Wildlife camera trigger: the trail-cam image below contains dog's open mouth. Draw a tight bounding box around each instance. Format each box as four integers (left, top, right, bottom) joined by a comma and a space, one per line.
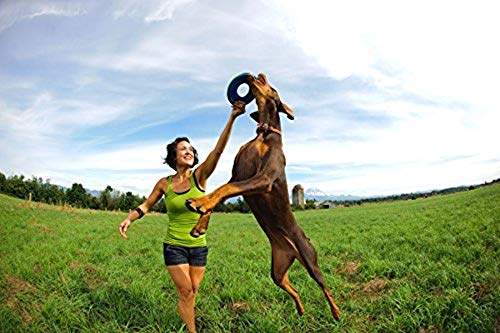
249, 73, 266, 86
257, 74, 266, 85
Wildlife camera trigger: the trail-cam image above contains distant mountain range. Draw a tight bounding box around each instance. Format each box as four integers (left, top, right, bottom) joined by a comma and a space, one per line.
87, 189, 101, 197
303, 179, 500, 202
57, 185, 100, 198
303, 188, 365, 202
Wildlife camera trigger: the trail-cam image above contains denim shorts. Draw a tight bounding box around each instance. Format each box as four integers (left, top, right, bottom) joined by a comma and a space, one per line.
163, 243, 208, 267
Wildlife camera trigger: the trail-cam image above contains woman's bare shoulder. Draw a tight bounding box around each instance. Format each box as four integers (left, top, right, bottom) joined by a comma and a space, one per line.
155, 177, 169, 191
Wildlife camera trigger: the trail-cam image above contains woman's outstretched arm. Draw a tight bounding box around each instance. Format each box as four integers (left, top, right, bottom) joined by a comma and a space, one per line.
195, 101, 246, 189
118, 177, 166, 239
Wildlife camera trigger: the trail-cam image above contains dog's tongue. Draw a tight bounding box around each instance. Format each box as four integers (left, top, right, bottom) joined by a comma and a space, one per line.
257, 74, 266, 84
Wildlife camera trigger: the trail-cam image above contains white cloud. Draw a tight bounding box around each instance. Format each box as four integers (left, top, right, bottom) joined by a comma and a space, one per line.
284, 94, 499, 195
0, 0, 86, 33
268, 0, 500, 194
72, 1, 318, 84
144, 0, 195, 22
0, 91, 142, 184
110, 0, 194, 22
277, 0, 500, 116
276, 0, 500, 97
0, 93, 137, 137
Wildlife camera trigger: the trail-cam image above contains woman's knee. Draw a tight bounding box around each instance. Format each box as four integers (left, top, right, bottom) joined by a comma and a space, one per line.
192, 282, 201, 294
178, 287, 195, 302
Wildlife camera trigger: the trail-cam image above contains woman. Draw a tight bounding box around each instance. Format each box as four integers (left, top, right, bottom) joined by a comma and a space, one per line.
118, 101, 246, 333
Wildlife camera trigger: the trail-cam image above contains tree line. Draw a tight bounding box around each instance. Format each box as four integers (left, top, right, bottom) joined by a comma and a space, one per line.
0, 173, 166, 213
2, 172, 498, 214
316, 178, 500, 208
0, 172, 254, 214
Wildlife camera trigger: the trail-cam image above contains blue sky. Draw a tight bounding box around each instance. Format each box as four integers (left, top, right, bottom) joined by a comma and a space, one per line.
1, 0, 499, 197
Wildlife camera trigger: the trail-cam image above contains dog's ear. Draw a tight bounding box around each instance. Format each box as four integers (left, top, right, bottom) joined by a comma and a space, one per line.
279, 102, 295, 120
250, 111, 259, 123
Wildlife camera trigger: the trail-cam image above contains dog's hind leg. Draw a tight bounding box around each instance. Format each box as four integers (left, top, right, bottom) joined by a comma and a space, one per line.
271, 245, 305, 315
294, 236, 341, 320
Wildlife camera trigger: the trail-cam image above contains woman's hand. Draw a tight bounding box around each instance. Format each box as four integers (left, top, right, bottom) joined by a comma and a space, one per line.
231, 101, 246, 118
119, 219, 132, 239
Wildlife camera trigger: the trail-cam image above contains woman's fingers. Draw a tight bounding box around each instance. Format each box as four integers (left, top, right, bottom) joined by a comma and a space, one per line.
119, 221, 129, 239
232, 101, 246, 116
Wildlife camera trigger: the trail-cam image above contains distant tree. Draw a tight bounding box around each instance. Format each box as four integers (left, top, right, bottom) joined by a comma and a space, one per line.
151, 197, 167, 213
40, 179, 53, 203
234, 198, 250, 213
117, 191, 141, 211
66, 183, 89, 208
214, 201, 230, 213
212, 198, 252, 213
26, 176, 44, 202
88, 196, 100, 210
0, 172, 6, 193
0, 172, 170, 214
99, 185, 113, 210
7, 175, 29, 199
134, 195, 145, 209
108, 189, 123, 211
47, 184, 65, 205
305, 199, 317, 210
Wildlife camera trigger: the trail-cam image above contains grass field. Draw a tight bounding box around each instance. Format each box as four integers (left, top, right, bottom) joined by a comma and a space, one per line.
0, 184, 499, 332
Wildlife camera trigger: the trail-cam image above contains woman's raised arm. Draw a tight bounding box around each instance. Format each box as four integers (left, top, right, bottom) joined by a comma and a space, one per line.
195, 101, 246, 189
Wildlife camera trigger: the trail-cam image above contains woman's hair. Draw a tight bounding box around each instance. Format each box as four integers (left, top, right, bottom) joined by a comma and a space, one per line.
163, 137, 199, 171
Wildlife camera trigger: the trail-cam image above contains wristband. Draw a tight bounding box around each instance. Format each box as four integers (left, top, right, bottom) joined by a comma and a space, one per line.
134, 207, 145, 219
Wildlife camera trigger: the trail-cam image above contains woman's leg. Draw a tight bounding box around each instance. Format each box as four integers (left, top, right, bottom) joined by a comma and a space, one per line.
189, 265, 206, 299
167, 264, 206, 333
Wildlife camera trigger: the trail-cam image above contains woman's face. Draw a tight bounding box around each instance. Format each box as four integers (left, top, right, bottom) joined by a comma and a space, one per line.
176, 140, 195, 168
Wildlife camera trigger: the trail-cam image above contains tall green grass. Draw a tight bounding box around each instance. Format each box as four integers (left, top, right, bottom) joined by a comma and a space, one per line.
0, 184, 498, 332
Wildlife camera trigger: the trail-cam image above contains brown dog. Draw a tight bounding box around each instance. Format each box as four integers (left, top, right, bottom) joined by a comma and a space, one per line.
186, 73, 341, 319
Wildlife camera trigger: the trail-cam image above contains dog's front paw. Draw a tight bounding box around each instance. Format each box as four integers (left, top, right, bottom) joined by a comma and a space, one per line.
185, 199, 198, 213
195, 205, 208, 214
190, 227, 206, 238
189, 213, 210, 238
185, 198, 210, 214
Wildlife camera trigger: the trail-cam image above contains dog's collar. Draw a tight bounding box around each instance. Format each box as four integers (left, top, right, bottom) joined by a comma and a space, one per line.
256, 122, 282, 136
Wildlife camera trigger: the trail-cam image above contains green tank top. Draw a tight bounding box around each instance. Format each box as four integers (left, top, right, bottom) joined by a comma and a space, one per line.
164, 170, 207, 247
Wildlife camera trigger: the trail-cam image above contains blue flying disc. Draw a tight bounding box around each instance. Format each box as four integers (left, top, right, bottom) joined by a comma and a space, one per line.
227, 73, 255, 105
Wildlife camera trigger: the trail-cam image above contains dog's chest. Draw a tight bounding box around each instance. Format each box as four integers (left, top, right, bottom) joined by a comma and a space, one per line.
232, 139, 270, 180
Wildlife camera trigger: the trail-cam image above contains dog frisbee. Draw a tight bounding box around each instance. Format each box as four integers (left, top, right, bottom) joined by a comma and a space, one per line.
227, 73, 255, 105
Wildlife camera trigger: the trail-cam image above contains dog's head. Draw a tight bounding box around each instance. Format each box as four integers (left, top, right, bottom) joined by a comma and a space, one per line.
247, 73, 294, 123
